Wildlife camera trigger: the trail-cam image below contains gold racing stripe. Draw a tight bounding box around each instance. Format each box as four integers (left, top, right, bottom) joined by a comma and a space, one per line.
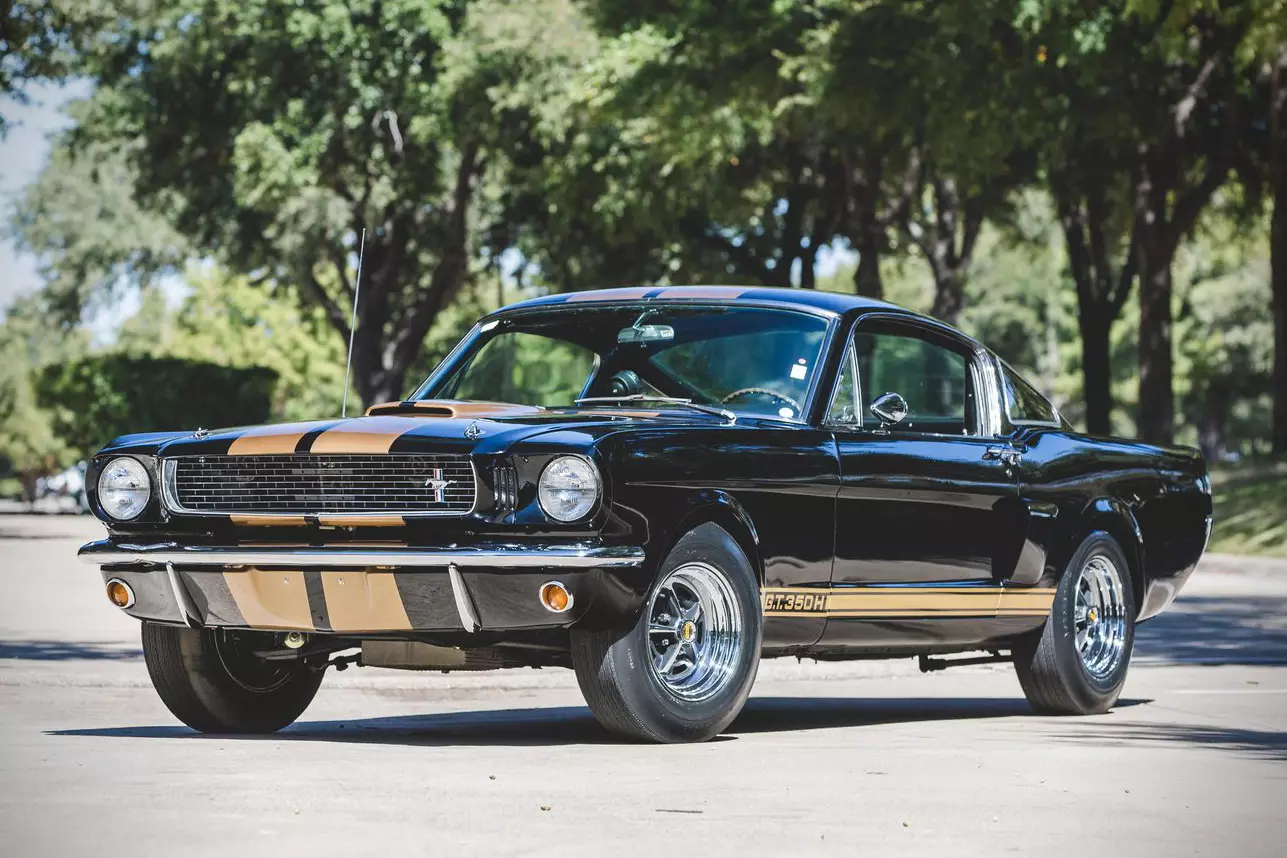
763, 586, 1056, 618
320, 571, 413, 633
316, 515, 406, 528
223, 569, 314, 630
225, 424, 312, 456
566, 286, 655, 302
656, 286, 749, 300
308, 416, 430, 454
230, 515, 309, 527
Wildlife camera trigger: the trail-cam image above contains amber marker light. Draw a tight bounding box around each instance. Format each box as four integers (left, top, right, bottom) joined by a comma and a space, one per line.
106, 579, 135, 609
539, 581, 573, 613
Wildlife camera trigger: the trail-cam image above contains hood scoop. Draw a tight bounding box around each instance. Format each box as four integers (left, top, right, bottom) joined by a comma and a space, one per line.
363, 399, 545, 419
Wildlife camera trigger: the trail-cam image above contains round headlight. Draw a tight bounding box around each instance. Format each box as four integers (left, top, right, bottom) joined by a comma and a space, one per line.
97, 457, 151, 520
537, 456, 600, 522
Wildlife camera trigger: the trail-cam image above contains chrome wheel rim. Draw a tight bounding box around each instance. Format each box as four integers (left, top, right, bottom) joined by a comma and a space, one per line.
646, 562, 744, 702
1074, 555, 1128, 681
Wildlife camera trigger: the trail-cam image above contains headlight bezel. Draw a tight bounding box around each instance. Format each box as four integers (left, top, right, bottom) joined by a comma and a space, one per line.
96, 456, 153, 521
537, 454, 602, 523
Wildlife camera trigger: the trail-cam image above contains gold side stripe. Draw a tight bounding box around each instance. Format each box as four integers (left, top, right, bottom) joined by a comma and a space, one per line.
761, 586, 1056, 620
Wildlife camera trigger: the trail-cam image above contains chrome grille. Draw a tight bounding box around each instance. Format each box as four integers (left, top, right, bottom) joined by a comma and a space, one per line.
165, 454, 476, 515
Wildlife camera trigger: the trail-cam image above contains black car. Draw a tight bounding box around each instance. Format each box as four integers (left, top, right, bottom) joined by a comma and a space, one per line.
80, 286, 1212, 742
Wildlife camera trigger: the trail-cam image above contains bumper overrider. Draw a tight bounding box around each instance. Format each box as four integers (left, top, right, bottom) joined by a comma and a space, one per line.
79, 540, 646, 635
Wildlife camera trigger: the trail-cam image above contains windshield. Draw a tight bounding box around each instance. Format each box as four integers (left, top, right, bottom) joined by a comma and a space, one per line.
420, 306, 832, 421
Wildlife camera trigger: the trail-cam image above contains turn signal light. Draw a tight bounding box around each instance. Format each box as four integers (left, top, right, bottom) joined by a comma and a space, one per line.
106, 579, 135, 609
539, 581, 573, 613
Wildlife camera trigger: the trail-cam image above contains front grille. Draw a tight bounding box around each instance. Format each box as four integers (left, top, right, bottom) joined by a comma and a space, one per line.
166, 454, 476, 515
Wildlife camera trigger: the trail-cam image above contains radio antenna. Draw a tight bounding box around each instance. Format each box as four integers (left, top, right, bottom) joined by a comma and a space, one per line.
340, 228, 366, 418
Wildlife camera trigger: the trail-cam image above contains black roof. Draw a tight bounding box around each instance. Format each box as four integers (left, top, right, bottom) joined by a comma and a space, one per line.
498, 285, 899, 317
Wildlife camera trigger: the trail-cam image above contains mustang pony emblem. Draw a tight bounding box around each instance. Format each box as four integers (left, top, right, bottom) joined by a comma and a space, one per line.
423, 468, 456, 503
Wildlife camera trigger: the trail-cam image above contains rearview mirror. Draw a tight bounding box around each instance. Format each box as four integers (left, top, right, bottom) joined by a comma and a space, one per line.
871, 392, 909, 428
617, 323, 674, 344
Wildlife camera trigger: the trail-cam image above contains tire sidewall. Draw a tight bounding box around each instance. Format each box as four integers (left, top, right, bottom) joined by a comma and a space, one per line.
610, 523, 762, 741
1050, 532, 1136, 707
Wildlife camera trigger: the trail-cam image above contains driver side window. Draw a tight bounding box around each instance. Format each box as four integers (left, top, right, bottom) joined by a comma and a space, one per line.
853, 329, 974, 435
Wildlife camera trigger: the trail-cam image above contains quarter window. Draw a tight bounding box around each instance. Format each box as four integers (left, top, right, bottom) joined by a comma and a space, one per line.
853, 330, 973, 435
1000, 362, 1060, 427
826, 346, 861, 425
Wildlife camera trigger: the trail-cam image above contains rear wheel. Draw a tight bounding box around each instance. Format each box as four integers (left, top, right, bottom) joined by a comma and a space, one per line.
571, 523, 762, 743
141, 623, 323, 733
1013, 532, 1136, 715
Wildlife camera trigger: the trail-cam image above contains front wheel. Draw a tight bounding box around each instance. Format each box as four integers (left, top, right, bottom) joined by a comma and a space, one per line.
571, 523, 762, 743
1013, 532, 1136, 715
141, 623, 323, 733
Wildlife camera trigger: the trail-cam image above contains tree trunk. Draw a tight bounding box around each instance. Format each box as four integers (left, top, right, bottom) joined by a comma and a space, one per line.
1136, 226, 1175, 445
1196, 385, 1230, 462
853, 236, 883, 299
1272, 45, 1287, 454
929, 267, 966, 327
1080, 307, 1114, 436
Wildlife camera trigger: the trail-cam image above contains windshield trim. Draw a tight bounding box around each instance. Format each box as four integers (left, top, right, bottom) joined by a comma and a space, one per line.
410, 302, 839, 425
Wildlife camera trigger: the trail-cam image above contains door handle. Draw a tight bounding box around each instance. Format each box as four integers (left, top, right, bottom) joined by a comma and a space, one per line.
984, 446, 1022, 467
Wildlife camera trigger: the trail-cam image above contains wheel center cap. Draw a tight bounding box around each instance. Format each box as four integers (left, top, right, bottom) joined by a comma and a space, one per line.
680, 620, 697, 642
1087, 608, 1098, 623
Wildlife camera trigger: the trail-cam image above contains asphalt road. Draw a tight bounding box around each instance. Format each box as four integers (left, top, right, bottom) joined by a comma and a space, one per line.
2, 515, 1285, 857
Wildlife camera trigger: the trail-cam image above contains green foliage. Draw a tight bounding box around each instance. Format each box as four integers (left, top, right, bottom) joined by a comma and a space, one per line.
1209, 459, 1287, 556
115, 269, 348, 421
35, 354, 277, 456
0, 297, 87, 481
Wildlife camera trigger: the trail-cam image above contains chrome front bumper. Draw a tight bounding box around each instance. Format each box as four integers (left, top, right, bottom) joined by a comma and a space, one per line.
78, 540, 646, 569
79, 540, 647, 634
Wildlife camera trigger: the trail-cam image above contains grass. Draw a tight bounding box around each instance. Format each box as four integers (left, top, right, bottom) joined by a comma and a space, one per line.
1209, 458, 1287, 558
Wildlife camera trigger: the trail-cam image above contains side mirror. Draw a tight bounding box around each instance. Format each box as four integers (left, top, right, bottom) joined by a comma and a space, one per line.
870, 392, 909, 429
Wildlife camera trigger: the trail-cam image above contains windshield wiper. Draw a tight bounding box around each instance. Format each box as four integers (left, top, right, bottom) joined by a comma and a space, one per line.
575, 394, 736, 424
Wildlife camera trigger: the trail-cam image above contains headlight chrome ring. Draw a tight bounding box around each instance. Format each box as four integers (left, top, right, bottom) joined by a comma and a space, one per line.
537, 455, 601, 523
97, 457, 152, 521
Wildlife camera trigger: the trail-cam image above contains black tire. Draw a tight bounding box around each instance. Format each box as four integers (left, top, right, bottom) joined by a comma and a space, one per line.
571, 523, 762, 743
141, 623, 323, 733
1013, 532, 1136, 715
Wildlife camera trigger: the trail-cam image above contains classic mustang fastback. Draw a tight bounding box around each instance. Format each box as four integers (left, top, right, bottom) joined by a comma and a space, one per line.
81, 286, 1212, 742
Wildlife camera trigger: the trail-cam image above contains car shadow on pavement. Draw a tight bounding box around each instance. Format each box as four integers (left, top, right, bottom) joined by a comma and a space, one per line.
1134, 596, 1287, 666
49, 696, 1149, 747
1051, 722, 1287, 761
0, 640, 143, 661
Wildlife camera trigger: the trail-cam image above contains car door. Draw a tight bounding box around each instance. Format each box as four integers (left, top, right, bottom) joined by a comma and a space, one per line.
819, 315, 1024, 647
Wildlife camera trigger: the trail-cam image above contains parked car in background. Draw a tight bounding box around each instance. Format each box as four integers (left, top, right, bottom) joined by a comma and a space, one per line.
79, 287, 1212, 742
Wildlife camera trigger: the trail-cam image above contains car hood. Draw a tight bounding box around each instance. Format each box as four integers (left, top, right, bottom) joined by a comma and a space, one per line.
99, 400, 730, 458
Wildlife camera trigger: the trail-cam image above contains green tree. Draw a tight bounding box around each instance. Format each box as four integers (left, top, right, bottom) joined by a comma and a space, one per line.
28, 0, 589, 407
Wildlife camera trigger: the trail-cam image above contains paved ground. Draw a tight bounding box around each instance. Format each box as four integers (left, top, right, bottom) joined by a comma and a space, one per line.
1, 515, 1285, 857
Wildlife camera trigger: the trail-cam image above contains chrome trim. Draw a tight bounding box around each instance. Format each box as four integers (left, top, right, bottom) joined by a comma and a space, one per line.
539, 581, 574, 614
448, 563, 481, 632
165, 562, 200, 628
78, 540, 646, 569
160, 456, 481, 519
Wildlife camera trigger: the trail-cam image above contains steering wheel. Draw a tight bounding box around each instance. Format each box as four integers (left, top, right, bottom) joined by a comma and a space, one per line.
719, 387, 803, 415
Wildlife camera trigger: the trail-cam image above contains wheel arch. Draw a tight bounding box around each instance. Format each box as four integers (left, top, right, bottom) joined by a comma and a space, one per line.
1062, 498, 1147, 616
666, 492, 764, 588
